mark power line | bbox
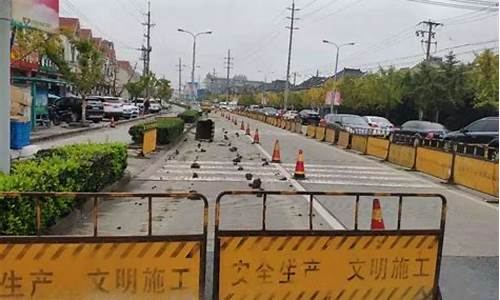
[408,0,498,11]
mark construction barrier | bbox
[416,147,453,181]
[142,128,157,155]
[281,120,287,129]
[453,155,499,196]
[0,192,209,300]
[351,135,368,154]
[292,122,301,134]
[389,144,417,169]
[337,131,350,148]
[325,128,336,144]
[214,191,446,300]
[315,126,326,142]
[366,137,390,160]
[306,125,317,139]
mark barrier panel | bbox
[337,131,350,148]
[281,120,287,129]
[366,137,390,160]
[325,128,336,144]
[306,125,317,138]
[294,122,303,134]
[416,147,453,181]
[0,192,208,300]
[315,126,326,142]
[389,144,417,169]
[453,155,499,196]
[142,129,157,155]
[285,121,292,131]
[214,191,446,300]
[351,135,368,154]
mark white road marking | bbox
[158,169,278,176]
[247,135,347,230]
[146,176,284,183]
[281,163,383,170]
[305,180,432,188]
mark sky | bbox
[60,0,499,88]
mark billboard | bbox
[12,0,59,33]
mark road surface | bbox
[61,111,498,299]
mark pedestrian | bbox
[144,99,150,115]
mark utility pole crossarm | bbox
[416,20,443,61]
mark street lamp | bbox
[178,28,212,100]
[322,40,355,114]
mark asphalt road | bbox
[61,111,498,300]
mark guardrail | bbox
[229,110,499,197]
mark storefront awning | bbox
[12,76,69,85]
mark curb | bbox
[30,113,166,143]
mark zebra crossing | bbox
[144,160,433,188]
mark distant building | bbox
[116,60,139,99]
[295,68,365,90]
[205,74,266,95]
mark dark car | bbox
[262,107,278,117]
[53,97,104,123]
[393,120,448,143]
[444,117,499,146]
[323,114,372,134]
[298,109,321,125]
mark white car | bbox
[283,110,299,120]
[88,96,124,119]
[149,100,162,113]
[122,102,139,118]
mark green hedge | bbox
[0,143,128,235]
[178,109,201,123]
[129,117,185,145]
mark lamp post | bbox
[322,40,355,114]
[178,28,212,101]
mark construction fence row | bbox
[235,111,499,197]
[0,191,447,300]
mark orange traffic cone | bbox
[241,120,245,131]
[110,116,116,128]
[253,129,260,144]
[293,150,306,179]
[246,124,251,136]
[272,140,281,163]
[371,199,385,230]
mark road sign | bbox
[12,0,59,33]
[214,191,446,300]
[0,192,209,300]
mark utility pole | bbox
[0,0,11,173]
[141,0,154,99]
[224,49,233,102]
[416,20,442,61]
[176,58,188,100]
[283,0,299,111]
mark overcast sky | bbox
[61,0,499,87]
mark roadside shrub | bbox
[129,117,185,145]
[0,143,128,235]
[178,109,201,123]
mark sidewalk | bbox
[29,113,161,143]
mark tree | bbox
[469,49,499,110]
[154,78,173,102]
[46,37,104,123]
[238,93,258,106]
[409,61,446,121]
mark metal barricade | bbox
[0,192,209,300]
[214,191,446,300]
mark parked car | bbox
[283,110,299,120]
[298,109,321,125]
[443,117,499,146]
[122,102,140,119]
[88,96,124,119]
[323,114,371,133]
[262,107,278,117]
[52,97,104,123]
[133,98,145,110]
[393,120,448,142]
[364,116,395,130]
[149,100,163,113]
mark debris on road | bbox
[192,173,199,179]
[229,147,238,152]
[245,173,253,181]
[249,178,262,189]
[191,162,201,169]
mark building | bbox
[205,74,266,95]
[116,60,140,99]
[295,68,365,91]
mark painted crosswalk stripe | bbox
[145,176,283,183]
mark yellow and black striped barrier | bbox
[214,191,447,300]
[0,192,209,300]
